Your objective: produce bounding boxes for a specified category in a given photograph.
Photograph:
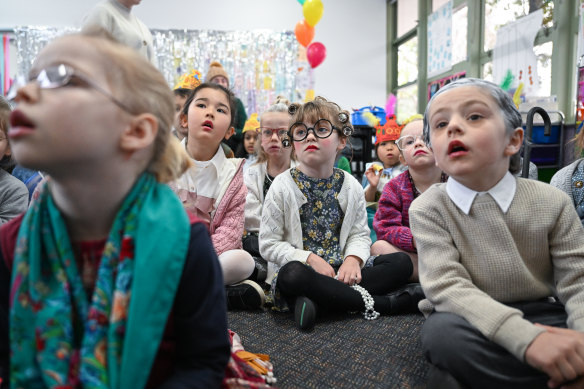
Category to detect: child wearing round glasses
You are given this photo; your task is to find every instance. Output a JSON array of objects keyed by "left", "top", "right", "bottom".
[
  {"left": 371, "top": 115, "right": 447, "bottom": 281},
  {"left": 243, "top": 96, "right": 295, "bottom": 285},
  {"left": 1, "top": 28, "right": 230, "bottom": 388},
  {"left": 259, "top": 97, "right": 422, "bottom": 331}
]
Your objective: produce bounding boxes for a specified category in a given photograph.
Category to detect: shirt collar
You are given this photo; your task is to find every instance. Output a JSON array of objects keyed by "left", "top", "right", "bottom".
[
  {"left": 181, "top": 138, "right": 226, "bottom": 172},
  {"left": 446, "top": 171, "right": 516, "bottom": 215}
]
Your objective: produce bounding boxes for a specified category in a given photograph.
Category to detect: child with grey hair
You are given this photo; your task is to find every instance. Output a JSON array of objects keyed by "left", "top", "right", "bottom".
[{"left": 410, "top": 78, "right": 584, "bottom": 388}]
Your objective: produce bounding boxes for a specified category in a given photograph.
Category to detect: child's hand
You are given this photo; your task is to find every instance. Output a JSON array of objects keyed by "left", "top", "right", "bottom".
[
  {"left": 337, "top": 256, "right": 363, "bottom": 285},
  {"left": 365, "top": 166, "right": 381, "bottom": 188},
  {"left": 307, "top": 253, "right": 336, "bottom": 278},
  {"left": 525, "top": 325, "right": 584, "bottom": 388}
]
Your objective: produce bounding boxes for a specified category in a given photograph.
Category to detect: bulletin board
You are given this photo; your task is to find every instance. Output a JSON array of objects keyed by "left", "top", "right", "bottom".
[{"left": 427, "top": 71, "right": 466, "bottom": 101}]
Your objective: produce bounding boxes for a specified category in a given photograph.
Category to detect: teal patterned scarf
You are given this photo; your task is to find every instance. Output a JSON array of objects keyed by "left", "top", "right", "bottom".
[{"left": 10, "top": 173, "right": 190, "bottom": 389}]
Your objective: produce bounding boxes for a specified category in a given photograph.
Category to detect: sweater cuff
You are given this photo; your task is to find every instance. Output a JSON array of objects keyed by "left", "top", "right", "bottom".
[
  {"left": 290, "top": 249, "right": 311, "bottom": 264},
  {"left": 492, "top": 314, "right": 546, "bottom": 361}
]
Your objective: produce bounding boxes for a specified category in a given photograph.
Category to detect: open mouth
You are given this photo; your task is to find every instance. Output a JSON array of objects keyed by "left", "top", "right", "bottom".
[
  {"left": 447, "top": 140, "right": 468, "bottom": 156},
  {"left": 414, "top": 150, "right": 427, "bottom": 156},
  {"left": 202, "top": 120, "right": 214, "bottom": 130},
  {"left": 10, "top": 110, "right": 35, "bottom": 129},
  {"left": 9, "top": 109, "right": 36, "bottom": 138}
]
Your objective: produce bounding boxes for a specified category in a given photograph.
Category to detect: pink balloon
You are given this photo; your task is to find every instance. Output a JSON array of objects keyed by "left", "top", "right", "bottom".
[{"left": 306, "top": 42, "right": 326, "bottom": 68}]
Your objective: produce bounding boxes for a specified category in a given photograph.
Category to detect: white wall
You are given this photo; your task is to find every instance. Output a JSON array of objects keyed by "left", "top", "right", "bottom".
[{"left": 0, "top": 0, "right": 387, "bottom": 110}]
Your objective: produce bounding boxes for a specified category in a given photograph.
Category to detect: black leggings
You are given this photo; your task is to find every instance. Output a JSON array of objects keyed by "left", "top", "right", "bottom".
[{"left": 276, "top": 252, "right": 412, "bottom": 314}]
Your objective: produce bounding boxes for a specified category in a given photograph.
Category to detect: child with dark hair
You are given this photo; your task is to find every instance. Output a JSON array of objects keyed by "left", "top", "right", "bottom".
[
  {"left": 172, "top": 69, "right": 201, "bottom": 141},
  {"left": 170, "top": 82, "right": 265, "bottom": 310},
  {"left": 363, "top": 116, "right": 406, "bottom": 202},
  {"left": 410, "top": 78, "right": 584, "bottom": 388},
  {"left": 236, "top": 113, "right": 260, "bottom": 163},
  {"left": 0, "top": 96, "right": 28, "bottom": 224}
]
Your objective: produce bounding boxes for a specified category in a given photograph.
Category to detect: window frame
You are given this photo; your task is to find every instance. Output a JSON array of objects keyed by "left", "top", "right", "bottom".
[{"left": 387, "top": 0, "right": 579, "bottom": 123}]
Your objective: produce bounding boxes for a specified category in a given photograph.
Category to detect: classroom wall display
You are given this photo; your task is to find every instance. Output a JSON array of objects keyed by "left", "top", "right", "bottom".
[
  {"left": 10, "top": 26, "right": 312, "bottom": 116},
  {"left": 427, "top": 71, "right": 466, "bottom": 101},
  {"left": 492, "top": 10, "right": 543, "bottom": 96},
  {"left": 427, "top": 1, "right": 453, "bottom": 78}
]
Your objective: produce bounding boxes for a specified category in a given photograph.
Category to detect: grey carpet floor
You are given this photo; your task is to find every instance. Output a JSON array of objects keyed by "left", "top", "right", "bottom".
[{"left": 227, "top": 310, "right": 429, "bottom": 388}]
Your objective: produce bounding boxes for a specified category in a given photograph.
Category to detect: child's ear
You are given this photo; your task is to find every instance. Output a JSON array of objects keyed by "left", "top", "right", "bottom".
[
  {"left": 399, "top": 153, "right": 406, "bottom": 166},
  {"left": 224, "top": 126, "right": 235, "bottom": 140},
  {"left": 120, "top": 113, "right": 158, "bottom": 153},
  {"left": 180, "top": 113, "right": 188, "bottom": 129},
  {"left": 337, "top": 135, "right": 348, "bottom": 152},
  {"left": 504, "top": 127, "right": 524, "bottom": 156}
]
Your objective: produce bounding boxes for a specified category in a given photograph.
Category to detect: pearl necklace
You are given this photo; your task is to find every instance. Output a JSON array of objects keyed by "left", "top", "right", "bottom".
[
  {"left": 335, "top": 275, "right": 379, "bottom": 320},
  {"left": 351, "top": 284, "right": 380, "bottom": 320}
]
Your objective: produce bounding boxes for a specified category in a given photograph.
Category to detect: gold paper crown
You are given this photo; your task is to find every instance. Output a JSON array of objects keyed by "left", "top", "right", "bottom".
[
  {"left": 375, "top": 115, "right": 402, "bottom": 145},
  {"left": 243, "top": 113, "right": 260, "bottom": 134},
  {"left": 174, "top": 69, "right": 202, "bottom": 90}
]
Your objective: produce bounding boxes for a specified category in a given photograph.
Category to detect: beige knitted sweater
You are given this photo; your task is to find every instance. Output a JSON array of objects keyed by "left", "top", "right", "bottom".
[{"left": 409, "top": 178, "right": 584, "bottom": 361}]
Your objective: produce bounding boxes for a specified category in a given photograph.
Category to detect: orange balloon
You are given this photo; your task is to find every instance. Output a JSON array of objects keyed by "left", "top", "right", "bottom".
[{"left": 294, "top": 20, "right": 315, "bottom": 48}]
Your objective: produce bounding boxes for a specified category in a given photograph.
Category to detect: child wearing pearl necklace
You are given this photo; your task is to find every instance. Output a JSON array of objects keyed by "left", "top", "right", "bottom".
[{"left": 259, "top": 97, "right": 424, "bottom": 331}]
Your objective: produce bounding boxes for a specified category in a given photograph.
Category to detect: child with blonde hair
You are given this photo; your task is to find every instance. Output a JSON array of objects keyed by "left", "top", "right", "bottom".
[
  {"left": 0, "top": 96, "right": 28, "bottom": 224},
  {"left": 1, "top": 28, "right": 229, "bottom": 388},
  {"left": 243, "top": 96, "right": 295, "bottom": 283},
  {"left": 410, "top": 78, "right": 584, "bottom": 388},
  {"left": 260, "top": 97, "right": 422, "bottom": 331},
  {"left": 170, "top": 82, "right": 264, "bottom": 310},
  {"left": 371, "top": 114, "right": 447, "bottom": 280}
]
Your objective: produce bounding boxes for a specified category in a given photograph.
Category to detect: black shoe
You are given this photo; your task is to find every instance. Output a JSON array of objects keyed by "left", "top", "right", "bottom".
[
  {"left": 253, "top": 256, "right": 267, "bottom": 283},
  {"left": 387, "top": 283, "right": 425, "bottom": 314},
  {"left": 226, "top": 280, "right": 265, "bottom": 310},
  {"left": 427, "top": 365, "right": 466, "bottom": 389},
  {"left": 294, "top": 296, "right": 317, "bottom": 331}
]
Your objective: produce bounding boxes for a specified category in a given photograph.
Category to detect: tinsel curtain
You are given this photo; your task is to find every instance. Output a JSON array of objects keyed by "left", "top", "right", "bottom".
[{"left": 12, "top": 26, "right": 313, "bottom": 115}]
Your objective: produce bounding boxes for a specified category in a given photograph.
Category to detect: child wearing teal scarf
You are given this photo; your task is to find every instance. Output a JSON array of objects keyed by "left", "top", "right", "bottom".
[{"left": 0, "top": 28, "right": 230, "bottom": 388}]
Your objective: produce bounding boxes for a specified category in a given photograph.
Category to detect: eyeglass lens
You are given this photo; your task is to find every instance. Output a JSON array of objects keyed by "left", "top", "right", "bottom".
[{"left": 290, "top": 119, "right": 334, "bottom": 141}]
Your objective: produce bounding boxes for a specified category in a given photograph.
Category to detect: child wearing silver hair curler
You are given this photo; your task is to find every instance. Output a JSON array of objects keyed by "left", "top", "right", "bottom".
[
  {"left": 410, "top": 77, "right": 584, "bottom": 388},
  {"left": 259, "top": 97, "right": 423, "bottom": 331}
]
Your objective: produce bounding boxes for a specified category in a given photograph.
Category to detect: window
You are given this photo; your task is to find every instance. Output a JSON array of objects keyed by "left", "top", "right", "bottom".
[
  {"left": 397, "top": 0, "right": 418, "bottom": 37},
  {"left": 484, "top": 0, "right": 554, "bottom": 52},
  {"left": 433, "top": 0, "right": 451, "bottom": 12},
  {"left": 452, "top": 5, "right": 468, "bottom": 64},
  {"left": 398, "top": 37, "right": 418, "bottom": 85},
  {"left": 396, "top": 84, "right": 418, "bottom": 122},
  {"left": 534, "top": 41, "right": 553, "bottom": 96}
]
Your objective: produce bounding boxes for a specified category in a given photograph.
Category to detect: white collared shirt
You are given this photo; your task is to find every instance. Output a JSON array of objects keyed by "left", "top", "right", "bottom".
[
  {"left": 182, "top": 138, "right": 227, "bottom": 200},
  {"left": 446, "top": 171, "right": 516, "bottom": 215}
]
